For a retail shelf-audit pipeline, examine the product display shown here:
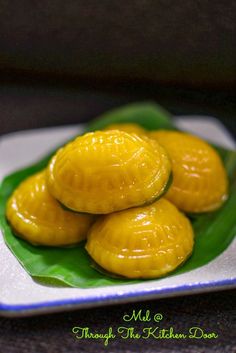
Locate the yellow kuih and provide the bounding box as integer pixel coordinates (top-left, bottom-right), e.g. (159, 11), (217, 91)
(104, 123), (147, 136)
(149, 130), (228, 213)
(86, 198), (194, 279)
(6, 171), (94, 246)
(46, 130), (171, 214)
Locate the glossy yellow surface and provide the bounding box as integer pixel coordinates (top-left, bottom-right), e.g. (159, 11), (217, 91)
(86, 198), (194, 278)
(149, 130), (228, 212)
(104, 123), (147, 135)
(6, 171), (94, 246)
(47, 130), (171, 214)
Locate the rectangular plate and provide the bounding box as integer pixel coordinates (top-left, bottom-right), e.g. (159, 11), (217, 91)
(0, 116), (235, 317)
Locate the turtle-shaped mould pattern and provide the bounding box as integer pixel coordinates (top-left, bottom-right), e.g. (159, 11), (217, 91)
(86, 198), (194, 279)
(6, 170), (94, 246)
(46, 130), (171, 214)
(149, 130), (228, 213)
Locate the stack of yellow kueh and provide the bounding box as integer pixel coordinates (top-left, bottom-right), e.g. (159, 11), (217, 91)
(6, 123), (228, 279)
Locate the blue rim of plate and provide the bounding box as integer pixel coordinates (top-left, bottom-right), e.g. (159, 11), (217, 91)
(0, 119), (235, 317)
(1, 277), (235, 316)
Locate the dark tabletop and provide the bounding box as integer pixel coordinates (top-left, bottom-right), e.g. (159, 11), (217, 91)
(0, 80), (235, 353)
(0, 290), (235, 353)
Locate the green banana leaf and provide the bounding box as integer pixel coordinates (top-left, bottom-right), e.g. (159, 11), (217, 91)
(86, 101), (173, 132)
(0, 102), (235, 288)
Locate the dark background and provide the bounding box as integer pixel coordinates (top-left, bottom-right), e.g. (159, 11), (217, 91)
(0, 1), (236, 352)
(0, 0), (235, 87)
(0, 0), (235, 137)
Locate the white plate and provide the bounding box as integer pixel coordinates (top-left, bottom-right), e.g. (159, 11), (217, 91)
(0, 116), (235, 317)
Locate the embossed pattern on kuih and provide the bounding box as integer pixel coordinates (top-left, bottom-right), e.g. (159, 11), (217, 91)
(0, 102), (236, 287)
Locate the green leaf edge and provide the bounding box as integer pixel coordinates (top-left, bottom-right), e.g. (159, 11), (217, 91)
(0, 101), (235, 288)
